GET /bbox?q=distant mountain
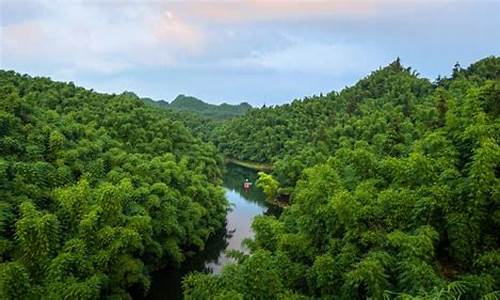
[135,93,252,121]
[169,95,252,120]
[140,96,169,108]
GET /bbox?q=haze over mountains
[134,93,252,121]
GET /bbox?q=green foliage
[256,172,280,202]
[0,71,228,298]
[0,262,32,299]
[184,250,285,299]
[170,95,252,120]
[141,93,252,121]
[2,56,499,298]
[184,57,500,298]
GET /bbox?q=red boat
[243,179,252,189]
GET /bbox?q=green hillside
[0,56,498,299]
[0,71,228,298]
[185,57,500,299]
[139,94,252,121]
[170,94,252,120]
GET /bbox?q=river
[144,163,281,299]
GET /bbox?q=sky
[1,0,499,106]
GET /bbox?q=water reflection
[144,163,280,299]
[222,163,282,217]
[205,188,266,273]
[143,226,229,300]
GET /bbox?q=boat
[243,179,252,189]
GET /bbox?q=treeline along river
[144,163,281,299]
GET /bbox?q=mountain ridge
[138,93,252,121]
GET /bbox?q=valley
[0,56,499,299]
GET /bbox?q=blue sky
[1,0,499,106]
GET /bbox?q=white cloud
[1,1,207,74]
[169,1,378,24]
[1,0,498,105]
[228,41,388,75]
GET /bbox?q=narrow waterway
[144,163,280,299]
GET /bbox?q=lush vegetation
[1,56,498,299]
[0,71,228,299]
[184,57,500,298]
[141,94,252,121]
[225,158,273,172]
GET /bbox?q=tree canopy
[185,57,500,299]
[0,71,228,299]
[140,94,252,121]
[1,56,498,299]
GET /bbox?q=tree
[256,172,279,202]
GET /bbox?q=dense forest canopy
[212,57,499,188]
[0,71,228,298]
[185,57,500,299]
[139,94,252,121]
[0,56,498,299]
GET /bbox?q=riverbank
[144,163,279,299]
[225,158,273,172]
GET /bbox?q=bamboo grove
[0,71,228,298]
[187,57,500,299]
[1,56,499,299]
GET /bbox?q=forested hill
[185,57,500,299]
[0,55,498,299]
[212,58,432,165]
[212,57,499,188]
[0,71,228,298]
[140,94,252,121]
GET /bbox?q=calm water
[143,163,280,299]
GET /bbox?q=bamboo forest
[0,55,498,299]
